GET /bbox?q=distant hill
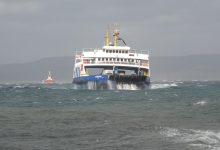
[0,57,74,83]
[0,55,220,83]
[151,54,220,81]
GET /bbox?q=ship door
[143,70,148,76]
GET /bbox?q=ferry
[43,71,54,84]
[72,26,150,89]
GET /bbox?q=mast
[48,71,52,77]
[113,23,119,46]
[105,27,109,46]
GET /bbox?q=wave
[0,84,28,89]
[193,100,207,106]
[150,83,178,89]
[13,85,26,89]
[95,97,104,100]
[160,127,220,150]
[72,81,142,90]
[116,83,139,90]
[0,82,173,91]
[0,83,71,91]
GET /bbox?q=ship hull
[43,80,54,84]
[72,75,150,89]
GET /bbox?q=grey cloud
[0,0,220,64]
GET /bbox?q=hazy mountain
[0,57,74,83]
[151,55,220,81]
[0,55,220,83]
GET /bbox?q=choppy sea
[0,81,220,150]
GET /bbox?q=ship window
[119,50,121,53]
[113,58,115,61]
[125,59,127,62]
[110,58,112,61]
[121,58,123,61]
[132,59,134,62]
[116,50,118,53]
[125,51,128,53]
[76,59,81,63]
[122,51,124,53]
[98,58,100,61]
[106,50,108,53]
[117,58,119,61]
[142,60,148,63]
[103,49,105,52]
[113,50,115,53]
[109,50,112,53]
[83,59,89,63]
[106,58,108,61]
[102,58,104,61]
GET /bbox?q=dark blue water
[0,81,220,150]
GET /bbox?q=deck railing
[75,48,149,55]
[82,60,149,67]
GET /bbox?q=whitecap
[150,83,178,89]
[160,127,181,137]
[116,83,139,90]
[95,97,103,100]
[13,85,25,89]
[193,100,207,106]
[72,98,78,102]
[197,84,206,87]
[160,127,220,149]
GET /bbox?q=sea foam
[160,127,220,150]
[116,83,139,90]
[150,83,178,89]
[193,100,207,106]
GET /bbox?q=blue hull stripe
[73,75,108,83]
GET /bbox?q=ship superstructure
[73,26,150,89]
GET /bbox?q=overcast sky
[0,0,220,64]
